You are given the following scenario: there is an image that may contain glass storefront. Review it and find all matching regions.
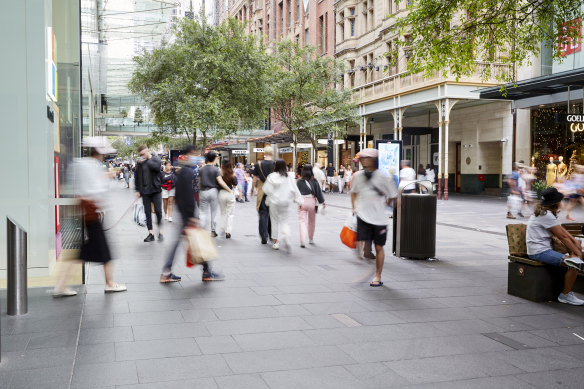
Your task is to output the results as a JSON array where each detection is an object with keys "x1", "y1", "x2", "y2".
[{"x1": 531, "y1": 103, "x2": 584, "y2": 181}]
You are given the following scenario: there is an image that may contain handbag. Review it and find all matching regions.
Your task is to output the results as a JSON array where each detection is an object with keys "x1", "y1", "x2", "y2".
[
  {"x1": 340, "y1": 214, "x2": 358, "y2": 248},
  {"x1": 184, "y1": 226, "x2": 219, "y2": 266},
  {"x1": 505, "y1": 223, "x2": 527, "y2": 257}
]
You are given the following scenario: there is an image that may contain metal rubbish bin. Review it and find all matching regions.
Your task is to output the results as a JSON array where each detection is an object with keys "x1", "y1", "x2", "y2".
[{"x1": 393, "y1": 180, "x2": 436, "y2": 259}]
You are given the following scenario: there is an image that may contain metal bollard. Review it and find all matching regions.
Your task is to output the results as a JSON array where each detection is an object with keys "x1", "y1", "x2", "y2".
[{"x1": 7, "y1": 217, "x2": 27, "y2": 316}]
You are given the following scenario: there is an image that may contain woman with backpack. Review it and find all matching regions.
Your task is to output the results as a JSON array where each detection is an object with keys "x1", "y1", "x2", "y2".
[
  {"x1": 262, "y1": 159, "x2": 303, "y2": 251},
  {"x1": 161, "y1": 161, "x2": 176, "y2": 222},
  {"x1": 296, "y1": 164, "x2": 326, "y2": 248}
]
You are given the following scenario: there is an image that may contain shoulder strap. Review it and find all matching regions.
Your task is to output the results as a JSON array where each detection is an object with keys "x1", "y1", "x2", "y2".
[
  {"x1": 258, "y1": 161, "x2": 266, "y2": 181},
  {"x1": 303, "y1": 179, "x2": 314, "y2": 196}
]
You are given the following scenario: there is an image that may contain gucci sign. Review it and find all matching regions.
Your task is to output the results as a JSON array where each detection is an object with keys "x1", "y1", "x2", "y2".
[{"x1": 571, "y1": 122, "x2": 584, "y2": 133}]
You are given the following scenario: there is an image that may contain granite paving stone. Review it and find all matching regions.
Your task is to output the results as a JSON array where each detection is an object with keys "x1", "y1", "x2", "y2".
[
  {"x1": 135, "y1": 355, "x2": 232, "y2": 383},
  {"x1": 214, "y1": 373, "x2": 270, "y2": 389},
  {"x1": 195, "y1": 335, "x2": 242, "y2": 354},
  {"x1": 114, "y1": 338, "x2": 201, "y2": 360}
]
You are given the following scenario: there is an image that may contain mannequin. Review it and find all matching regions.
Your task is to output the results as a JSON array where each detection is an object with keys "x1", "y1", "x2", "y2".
[
  {"x1": 531, "y1": 156, "x2": 535, "y2": 168},
  {"x1": 557, "y1": 156, "x2": 567, "y2": 179},
  {"x1": 546, "y1": 157, "x2": 557, "y2": 185}
]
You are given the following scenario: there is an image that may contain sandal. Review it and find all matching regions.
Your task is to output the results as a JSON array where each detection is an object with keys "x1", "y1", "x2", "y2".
[{"x1": 369, "y1": 280, "x2": 383, "y2": 287}]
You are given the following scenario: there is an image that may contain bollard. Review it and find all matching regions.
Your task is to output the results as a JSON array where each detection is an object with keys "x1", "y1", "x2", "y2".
[{"x1": 7, "y1": 217, "x2": 27, "y2": 316}]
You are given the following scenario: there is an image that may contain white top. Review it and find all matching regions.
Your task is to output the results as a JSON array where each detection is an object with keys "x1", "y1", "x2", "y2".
[
  {"x1": 425, "y1": 168, "x2": 435, "y2": 183},
  {"x1": 400, "y1": 167, "x2": 417, "y2": 190},
  {"x1": 351, "y1": 170, "x2": 393, "y2": 226},
  {"x1": 313, "y1": 167, "x2": 326, "y2": 182},
  {"x1": 263, "y1": 173, "x2": 303, "y2": 208},
  {"x1": 526, "y1": 212, "x2": 560, "y2": 255}
]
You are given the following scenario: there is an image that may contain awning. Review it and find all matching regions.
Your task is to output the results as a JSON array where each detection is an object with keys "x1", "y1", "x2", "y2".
[
  {"x1": 478, "y1": 68, "x2": 584, "y2": 100},
  {"x1": 247, "y1": 131, "x2": 311, "y2": 144}
]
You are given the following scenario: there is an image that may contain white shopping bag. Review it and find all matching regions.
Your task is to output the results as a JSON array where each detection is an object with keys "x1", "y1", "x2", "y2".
[
  {"x1": 133, "y1": 203, "x2": 147, "y2": 227},
  {"x1": 507, "y1": 194, "x2": 522, "y2": 215}
]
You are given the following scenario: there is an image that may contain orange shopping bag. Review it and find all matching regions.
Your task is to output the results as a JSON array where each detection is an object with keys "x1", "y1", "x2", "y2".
[{"x1": 340, "y1": 214, "x2": 357, "y2": 249}]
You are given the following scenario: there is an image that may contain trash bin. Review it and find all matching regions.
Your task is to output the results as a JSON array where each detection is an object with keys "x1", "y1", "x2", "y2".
[{"x1": 393, "y1": 180, "x2": 436, "y2": 259}]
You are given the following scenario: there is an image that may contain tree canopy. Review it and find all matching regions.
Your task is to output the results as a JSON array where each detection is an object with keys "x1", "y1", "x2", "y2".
[
  {"x1": 394, "y1": 0, "x2": 584, "y2": 83},
  {"x1": 129, "y1": 16, "x2": 273, "y2": 149},
  {"x1": 270, "y1": 40, "x2": 358, "y2": 165}
]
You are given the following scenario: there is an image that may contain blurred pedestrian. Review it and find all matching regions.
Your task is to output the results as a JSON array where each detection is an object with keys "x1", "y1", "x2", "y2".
[
  {"x1": 338, "y1": 165, "x2": 346, "y2": 193},
  {"x1": 507, "y1": 162, "x2": 523, "y2": 219},
  {"x1": 263, "y1": 159, "x2": 303, "y2": 251},
  {"x1": 162, "y1": 146, "x2": 223, "y2": 283},
  {"x1": 235, "y1": 163, "x2": 247, "y2": 203},
  {"x1": 399, "y1": 160, "x2": 416, "y2": 194},
  {"x1": 297, "y1": 164, "x2": 326, "y2": 247},
  {"x1": 417, "y1": 164, "x2": 426, "y2": 180},
  {"x1": 351, "y1": 148, "x2": 394, "y2": 287},
  {"x1": 313, "y1": 163, "x2": 326, "y2": 192},
  {"x1": 565, "y1": 164, "x2": 584, "y2": 221},
  {"x1": 252, "y1": 146, "x2": 275, "y2": 244},
  {"x1": 219, "y1": 161, "x2": 236, "y2": 239},
  {"x1": 325, "y1": 163, "x2": 336, "y2": 192},
  {"x1": 53, "y1": 137, "x2": 126, "y2": 296},
  {"x1": 199, "y1": 151, "x2": 232, "y2": 237},
  {"x1": 161, "y1": 161, "x2": 176, "y2": 222},
  {"x1": 344, "y1": 165, "x2": 353, "y2": 192},
  {"x1": 123, "y1": 164, "x2": 131, "y2": 188},
  {"x1": 135, "y1": 145, "x2": 164, "y2": 242}
]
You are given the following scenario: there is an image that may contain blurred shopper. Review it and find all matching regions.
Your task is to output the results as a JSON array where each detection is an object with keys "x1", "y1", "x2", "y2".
[
  {"x1": 417, "y1": 164, "x2": 426, "y2": 180},
  {"x1": 425, "y1": 164, "x2": 435, "y2": 184},
  {"x1": 161, "y1": 161, "x2": 176, "y2": 222},
  {"x1": 399, "y1": 160, "x2": 416, "y2": 194},
  {"x1": 135, "y1": 145, "x2": 164, "y2": 242},
  {"x1": 54, "y1": 137, "x2": 126, "y2": 296},
  {"x1": 245, "y1": 170, "x2": 253, "y2": 198},
  {"x1": 219, "y1": 161, "x2": 236, "y2": 239},
  {"x1": 527, "y1": 188, "x2": 584, "y2": 305},
  {"x1": 297, "y1": 164, "x2": 326, "y2": 247},
  {"x1": 162, "y1": 146, "x2": 223, "y2": 283},
  {"x1": 252, "y1": 146, "x2": 275, "y2": 244},
  {"x1": 344, "y1": 165, "x2": 353, "y2": 192},
  {"x1": 351, "y1": 148, "x2": 394, "y2": 287},
  {"x1": 199, "y1": 151, "x2": 232, "y2": 237},
  {"x1": 123, "y1": 164, "x2": 131, "y2": 188},
  {"x1": 506, "y1": 162, "x2": 524, "y2": 219},
  {"x1": 235, "y1": 163, "x2": 247, "y2": 203},
  {"x1": 564, "y1": 164, "x2": 584, "y2": 221},
  {"x1": 263, "y1": 159, "x2": 303, "y2": 251},
  {"x1": 325, "y1": 163, "x2": 336, "y2": 192},
  {"x1": 313, "y1": 163, "x2": 326, "y2": 192},
  {"x1": 338, "y1": 165, "x2": 346, "y2": 193}
]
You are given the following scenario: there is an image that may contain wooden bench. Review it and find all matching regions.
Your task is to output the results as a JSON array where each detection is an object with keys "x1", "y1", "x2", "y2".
[{"x1": 507, "y1": 223, "x2": 584, "y2": 302}]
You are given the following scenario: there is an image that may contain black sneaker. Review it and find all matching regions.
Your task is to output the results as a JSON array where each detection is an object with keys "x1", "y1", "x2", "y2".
[
  {"x1": 202, "y1": 271, "x2": 224, "y2": 281},
  {"x1": 158, "y1": 233, "x2": 164, "y2": 242},
  {"x1": 261, "y1": 239, "x2": 267, "y2": 244},
  {"x1": 226, "y1": 233, "x2": 231, "y2": 239},
  {"x1": 245, "y1": 199, "x2": 249, "y2": 202},
  {"x1": 144, "y1": 233, "x2": 155, "y2": 242},
  {"x1": 211, "y1": 231, "x2": 218, "y2": 238}
]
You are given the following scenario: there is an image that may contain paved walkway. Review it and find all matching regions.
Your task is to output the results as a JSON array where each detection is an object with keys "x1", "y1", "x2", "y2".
[{"x1": 1, "y1": 186, "x2": 584, "y2": 388}]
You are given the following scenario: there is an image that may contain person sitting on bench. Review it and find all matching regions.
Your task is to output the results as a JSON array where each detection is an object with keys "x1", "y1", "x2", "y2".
[{"x1": 527, "y1": 187, "x2": 584, "y2": 305}]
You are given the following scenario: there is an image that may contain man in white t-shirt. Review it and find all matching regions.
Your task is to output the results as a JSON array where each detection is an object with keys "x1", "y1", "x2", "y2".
[
  {"x1": 526, "y1": 187, "x2": 584, "y2": 305},
  {"x1": 399, "y1": 160, "x2": 416, "y2": 193},
  {"x1": 351, "y1": 148, "x2": 393, "y2": 287}
]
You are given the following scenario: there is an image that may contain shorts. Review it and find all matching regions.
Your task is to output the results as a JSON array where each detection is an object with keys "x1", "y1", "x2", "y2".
[
  {"x1": 356, "y1": 217, "x2": 387, "y2": 246},
  {"x1": 327, "y1": 176, "x2": 335, "y2": 185},
  {"x1": 162, "y1": 188, "x2": 175, "y2": 198},
  {"x1": 528, "y1": 249, "x2": 565, "y2": 267}
]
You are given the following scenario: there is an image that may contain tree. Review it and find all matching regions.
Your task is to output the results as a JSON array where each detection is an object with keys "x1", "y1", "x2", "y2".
[
  {"x1": 271, "y1": 41, "x2": 359, "y2": 167},
  {"x1": 393, "y1": 0, "x2": 584, "y2": 85},
  {"x1": 129, "y1": 16, "x2": 273, "y2": 149}
]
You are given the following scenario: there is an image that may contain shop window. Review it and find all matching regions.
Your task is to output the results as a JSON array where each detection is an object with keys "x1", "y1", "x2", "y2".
[
  {"x1": 296, "y1": 0, "x2": 300, "y2": 21},
  {"x1": 350, "y1": 18, "x2": 355, "y2": 37},
  {"x1": 287, "y1": 0, "x2": 291, "y2": 28}
]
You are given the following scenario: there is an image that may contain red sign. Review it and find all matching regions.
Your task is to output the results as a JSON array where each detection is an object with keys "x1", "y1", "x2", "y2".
[
  {"x1": 558, "y1": 18, "x2": 582, "y2": 57},
  {"x1": 478, "y1": 174, "x2": 485, "y2": 182}
]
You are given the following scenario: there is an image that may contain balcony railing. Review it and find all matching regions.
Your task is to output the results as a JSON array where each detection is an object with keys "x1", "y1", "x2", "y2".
[{"x1": 349, "y1": 62, "x2": 511, "y2": 103}]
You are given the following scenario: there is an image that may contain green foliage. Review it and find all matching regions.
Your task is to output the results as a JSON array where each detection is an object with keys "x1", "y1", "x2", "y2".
[
  {"x1": 270, "y1": 40, "x2": 359, "y2": 164},
  {"x1": 129, "y1": 16, "x2": 272, "y2": 148},
  {"x1": 393, "y1": 0, "x2": 584, "y2": 83},
  {"x1": 532, "y1": 180, "x2": 552, "y2": 199}
]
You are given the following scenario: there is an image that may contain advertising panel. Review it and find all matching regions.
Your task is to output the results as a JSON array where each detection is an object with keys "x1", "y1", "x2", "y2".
[{"x1": 376, "y1": 140, "x2": 402, "y2": 183}]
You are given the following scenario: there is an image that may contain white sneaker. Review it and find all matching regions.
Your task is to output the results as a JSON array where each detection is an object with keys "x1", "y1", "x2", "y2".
[
  {"x1": 564, "y1": 257, "x2": 584, "y2": 271},
  {"x1": 558, "y1": 292, "x2": 584, "y2": 305},
  {"x1": 309, "y1": 239, "x2": 314, "y2": 245},
  {"x1": 104, "y1": 283, "x2": 127, "y2": 293},
  {"x1": 168, "y1": 216, "x2": 173, "y2": 222},
  {"x1": 52, "y1": 288, "x2": 77, "y2": 297},
  {"x1": 272, "y1": 242, "x2": 280, "y2": 250},
  {"x1": 164, "y1": 215, "x2": 168, "y2": 221}
]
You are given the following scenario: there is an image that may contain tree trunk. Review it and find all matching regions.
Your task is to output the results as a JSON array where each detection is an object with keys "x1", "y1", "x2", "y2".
[
  {"x1": 310, "y1": 137, "x2": 319, "y2": 164},
  {"x1": 292, "y1": 139, "x2": 298, "y2": 172},
  {"x1": 193, "y1": 129, "x2": 197, "y2": 148},
  {"x1": 202, "y1": 132, "x2": 208, "y2": 153}
]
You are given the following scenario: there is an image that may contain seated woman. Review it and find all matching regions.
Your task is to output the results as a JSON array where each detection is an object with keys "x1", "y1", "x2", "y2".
[{"x1": 526, "y1": 188, "x2": 584, "y2": 305}]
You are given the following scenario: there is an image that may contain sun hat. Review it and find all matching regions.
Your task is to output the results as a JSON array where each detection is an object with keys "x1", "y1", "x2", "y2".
[
  {"x1": 540, "y1": 187, "x2": 564, "y2": 206},
  {"x1": 83, "y1": 137, "x2": 117, "y2": 155},
  {"x1": 359, "y1": 148, "x2": 378, "y2": 158}
]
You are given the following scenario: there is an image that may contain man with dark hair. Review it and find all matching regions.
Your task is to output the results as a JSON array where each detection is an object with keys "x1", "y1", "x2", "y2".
[
  {"x1": 251, "y1": 146, "x2": 275, "y2": 244},
  {"x1": 326, "y1": 163, "x2": 336, "y2": 192},
  {"x1": 135, "y1": 145, "x2": 164, "y2": 242}
]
